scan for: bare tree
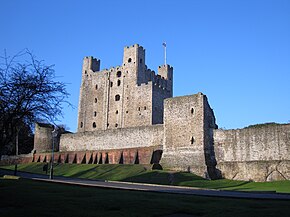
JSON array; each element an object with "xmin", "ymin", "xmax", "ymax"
[{"xmin": 0, "ymin": 50, "xmax": 70, "ymax": 157}]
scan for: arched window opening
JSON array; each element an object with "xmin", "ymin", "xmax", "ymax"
[
  {"xmin": 110, "ymin": 81, "xmax": 113, "ymax": 87},
  {"xmin": 117, "ymin": 80, "xmax": 121, "ymax": 86},
  {"xmin": 94, "ymin": 111, "xmax": 97, "ymax": 117},
  {"xmin": 115, "ymin": 94, "xmax": 120, "ymax": 101},
  {"xmin": 115, "ymin": 123, "xmax": 118, "ymax": 127},
  {"xmin": 93, "ymin": 122, "xmax": 96, "ymax": 128},
  {"xmin": 116, "ymin": 110, "xmax": 118, "ymax": 114},
  {"xmin": 128, "ymin": 58, "xmax": 132, "ymax": 63},
  {"xmin": 144, "ymin": 106, "xmax": 147, "ymax": 110},
  {"xmin": 117, "ymin": 71, "xmax": 122, "ymax": 77},
  {"xmin": 140, "ymin": 58, "xmax": 143, "ymax": 63},
  {"xmin": 80, "ymin": 122, "xmax": 83, "ymax": 128},
  {"xmin": 95, "ymin": 84, "xmax": 98, "ymax": 90},
  {"xmin": 95, "ymin": 98, "xmax": 98, "ymax": 103}
]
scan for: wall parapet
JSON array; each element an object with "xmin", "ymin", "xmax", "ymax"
[
  {"xmin": 60, "ymin": 125, "xmax": 164, "ymax": 152},
  {"xmin": 214, "ymin": 124, "xmax": 290, "ymax": 181},
  {"xmin": 214, "ymin": 124, "xmax": 290, "ymax": 162}
]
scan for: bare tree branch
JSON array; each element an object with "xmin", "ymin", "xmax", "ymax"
[{"xmin": 0, "ymin": 50, "xmax": 71, "ymax": 156}]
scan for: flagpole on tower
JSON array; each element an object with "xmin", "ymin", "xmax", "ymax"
[{"xmin": 163, "ymin": 42, "xmax": 167, "ymax": 65}]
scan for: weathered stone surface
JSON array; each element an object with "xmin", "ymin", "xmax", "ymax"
[
  {"xmin": 214, "ymin": 125, "xmax": 290, "ymax": 162},
  {"xmin": 34, "ymin": 123, "xmax": 54, "ymax": 153},
  {"xmin": 29, "ymin": 146, "xmax": 162, "ymax": 165},
  {"xmin": 161, "ymin": 93, "xmax": 219, "ymax": 179},
  {"xmin": 60, "ymin": 125, "xmax": 164, "ymax": 152},
  {"xmin": 214, "ymin": 124, "xmax": 290, "ymax": 181},
  {"xmin": 77, "ymin": 44, "xmax": 173, "ymax": 132},
  {"xmin": 0, "ymin": 154, "xmax": 33, "ymax": 166},
  {"xmin": 217, "ymin": 160, "xmax": 290, "ymax": 182}
]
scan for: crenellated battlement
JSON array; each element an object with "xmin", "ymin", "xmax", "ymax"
[
  {"xmin": 83, "ymin": 56, "xmax": 100, "ymax": 73},
  {"xmin": 125, "ymin": 44, "xmax": 144, "ymax": 50},
  {"xmin": 78, "ymin": 44, "xmax": 173, "ymax": 133},
  {"xmin": 81, "ymin": 46, "xmax": 173, "ymax": 91}
]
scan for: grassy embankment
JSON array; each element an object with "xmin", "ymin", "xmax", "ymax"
[
  {"xmin": 1, "ymin": 163, "xmax": 290, "ymax": 193},
  {"xmin": 0, "ymin": 177, "xmax": 289, "ymax": 217}
]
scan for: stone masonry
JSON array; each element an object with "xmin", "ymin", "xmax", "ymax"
[
  {"xmin": 214, "ymin": 124, "xmax": 290, "ymax": 181},
  {"xmin": 77, "ymin": 44, "xmax": 172, "ymax": 132},
  {"xmin": 160, "ymin": 93, "xmax": 219, "ymax": 178},
  {"xmin": 61, "ymin": 125, "xmax": 164, "ymax": 152},
  {"xmin": 31, "ymin": 44, "xmax": 290, "ymax": 181},
  {"xmin": 34, "ymin": 123, "xmax": 57, "ymax": 153}
]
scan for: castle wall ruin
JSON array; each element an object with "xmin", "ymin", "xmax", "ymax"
[
  {"xmin": 60, "ymin": 125, "xmax": 164, "ymax": 152},
  {"xmin": 34, "ymin": 123, "xmax": 56, "ymax": 153},
  {"xmin": 214, "ymin": 124, "xmax": 290, "ymax": 181}
]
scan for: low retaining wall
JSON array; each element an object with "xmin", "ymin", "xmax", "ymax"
[
  {"xmin": 1, "ymin": 146, "xmax": 162, "ymax": 166},
  {"xmin": 217, "ymin": 160, "xmax": 290, "ymax": 182},
  {"xmin": 33, "ymin": 146, "xmax": 162, "ymax": 165},
  {"xmin": 0, "ymin": 154, "xmax": 33, "ymax": 166}
]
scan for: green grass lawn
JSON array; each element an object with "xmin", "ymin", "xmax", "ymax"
[
  {"xmin": 0, "ymin": 178, "xmax": 289, "ymax": 217},
  {"xmin": 1, "ymin": 163, "xmax": 290, "ymax": 193}
]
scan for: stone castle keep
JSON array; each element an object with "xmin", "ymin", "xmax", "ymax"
[{"xmin": 31, "ymin": 44, "xmax": 289, "ymax": 181}]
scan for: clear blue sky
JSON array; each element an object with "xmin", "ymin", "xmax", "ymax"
[{"xmin": 1, "ymin": 0, "xmax": 289, "ymax": 131}]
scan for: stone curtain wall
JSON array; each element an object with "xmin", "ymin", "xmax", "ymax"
[
  {"xmin": 60, "ymin": 125, "xmax": 164, "ymax": 152},
  {"xmin": 214, "ymin": 124, "xmax": 290, "ymax": 181}
]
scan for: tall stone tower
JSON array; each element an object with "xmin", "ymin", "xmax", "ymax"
[
  {"xmin": 77, "ymin": 44, "xmax": 173, "ymax": 132},
  {"xmin": 161, "ymin": 93, "xmax": 220, "ymax": 179}
]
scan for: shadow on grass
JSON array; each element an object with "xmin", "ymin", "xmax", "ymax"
[
  {"xmin": 2, "ymin": 178, "xmax": 290, "ymax": 217},
  {"xmin": 92, "ymin": 165, "xmax": 125, "ymax": 177},
  {"xmin": 123, "ymin": 171, "xmax": 252, "ymax": 190},
  {"xmin": 2, "ymin": 163, "xmax": 290, "ymax": 193},
  {"xmin": 179, "ymin": 179, "xmax": 251, "ymax": 190},
  {"xmin": 123, "ymin": 171, "xmax": 206, "ymax": 186},
  {"xmin": 207, "ymin": 181, "xmax": 251, "ymax": 190},
  {"xmin": 123, "ymin": 171, "xmax": 171, "ymax": 185},
  {"xmin": 66, "ymin": 166, "xmax": 98, "ymax": 179}
]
